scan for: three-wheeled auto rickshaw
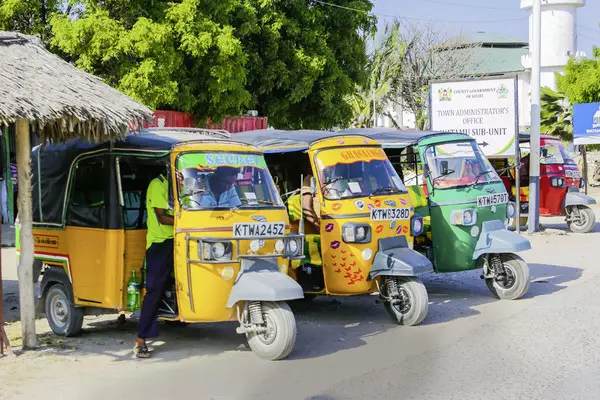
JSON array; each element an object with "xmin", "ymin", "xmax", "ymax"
[
  {"xmin": 493, "ymin": 133, "xmax": 596, "ymax": 233},
  {"xmin": 341, "ymin": 128, "xmax": 532, "ymax": 300},
  {"xmin": 235, "ymin": 129, "xmax": 433, "ymax": 326},
  {"xmin": 23, "ymin": 127, "xmax": 305, "ymax": 360}
]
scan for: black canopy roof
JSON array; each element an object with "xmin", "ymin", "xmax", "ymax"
[{"xmin": 32, "ymin": 128, "xmax": 234, "ymax": 225}]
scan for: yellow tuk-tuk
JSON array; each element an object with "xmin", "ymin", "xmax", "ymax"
[
  {"xmin": 235, "ymin": 130, "xmax": 433, "ymax": 326},
  {"xmin": 24, "ymin": 128, "xmax": 305, "ymax": 360}
]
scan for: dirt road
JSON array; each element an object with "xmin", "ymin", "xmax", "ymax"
[{"xmin": 1, "ymin": 211, "xmax": 598, "ymax": 400}]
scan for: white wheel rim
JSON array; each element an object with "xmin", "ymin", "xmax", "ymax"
[
  {"xmin": 257, "ymin": 313, "xmax": 277, "ymax": 345},
  {"xmin": 50, "ymin": 292, "xmax": 69, "ymax": 328}
]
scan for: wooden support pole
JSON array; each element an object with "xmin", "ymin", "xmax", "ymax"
[{"xmin": 15, "ymin": 119, "xmax": 36, "ymax": 349}]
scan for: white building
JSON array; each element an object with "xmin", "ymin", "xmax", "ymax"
[{"xmin": 381, "ymin": 0, "xmax": 586, "ymax": 131}]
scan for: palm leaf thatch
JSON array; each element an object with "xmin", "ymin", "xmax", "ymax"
[{"xmin": 0, "ymin": 31, "xmax": 152, "ymax": 142}]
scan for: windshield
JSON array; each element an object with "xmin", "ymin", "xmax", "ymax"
[
  {"xmin": 315, "ymin": 148, "xmax": 406, "ymax": 200},
  {"xmin": 541, "ymin": 141, "xmax": 576, "ymax": 165},
  {"xmin": 424, "ymin": 141, "xmax": 501, "ymax": 189},
  {"xmin": 176, "ymin": 152, "xmax": 282, "ymax": 210}
]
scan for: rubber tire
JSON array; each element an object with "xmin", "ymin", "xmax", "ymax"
[
  {"xmin": 246, "ymin": 301, "xmax": 297, "ymax": 361},
  {"xmin": 486, "ymin": 254, "xmax": 531, "ymax": 300},
  {"xmin": 384, "ymin": 277, "xmax": 429, "ymax": 326},
  {"xmin": 567, "ymin": 205, "xmax": 596, "ymax": 234},
  {"xmin": 45, "ymin": 284, "xmax": 84, "ymax": 337}
]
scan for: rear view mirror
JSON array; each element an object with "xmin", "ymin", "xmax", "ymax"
[
  {"xmin": 541, "ymin": 148, "xmax": 548, "ymax": 158},
  {"xmin": 440, "ymin": 160, "xmax": 449, "ymax": 175},
  {"xmin": 310, "ymin": 177, "xmax": 317, "ymax": 195}
]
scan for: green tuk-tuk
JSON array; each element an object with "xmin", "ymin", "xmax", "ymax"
[{"xmin": 340, "ymin": 128, "xmax": 532, "ymax": 300}]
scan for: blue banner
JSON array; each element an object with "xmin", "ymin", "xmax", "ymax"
[{"xmin": 573, "ymin": 102, "xmax": 600, "ymax": 144}]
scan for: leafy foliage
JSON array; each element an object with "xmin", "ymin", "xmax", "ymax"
[
  {"xmin": 2, "ymin": 0, "xmax": 375, "ymax": 128},
  {"xmin": 540, "ymin": 86, "xmax": 573, "ymax": 141},
  {"xmin": 348, "ymin": 21, "xmax": 481, "ymax": 130},
  {"xmin": 557, "ymin": 47, "xmax": 600, "ymax": 105}
]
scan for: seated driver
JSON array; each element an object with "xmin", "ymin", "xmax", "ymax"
[{"xmin": 198, "ymin": 166, "xmax": 242, "ymax": 208}]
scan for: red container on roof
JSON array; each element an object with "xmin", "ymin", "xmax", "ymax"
[{"xmin": 144, "ymin": 110, "xmax": 268, "ymax": 133}]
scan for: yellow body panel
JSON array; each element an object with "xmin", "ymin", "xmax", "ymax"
[
  {"xmin": 33, "ymin": 139, "xmax": 292, "ymax": 324},
  {"xmin": 32, "ymin": 227, "xmax": 125, "ymax": 309},
  {"xmin": 286, "ymin": 136, "xmax": 415, "ymax": 296},
  {"xmin": 170, "ymin": 143, "xmax": 292, "ymax": 322}
]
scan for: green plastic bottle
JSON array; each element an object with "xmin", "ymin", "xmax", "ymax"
[{"xmin": 126, "ymin": 270, "xmax": 141, "ymax": 312}]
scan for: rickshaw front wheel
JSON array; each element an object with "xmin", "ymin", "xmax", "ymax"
[
  {"xmin": 485, "ymin": 254, "xmax": 530, "ymax": 300},
  {"xmin": 567, "ymin": 205, "xmax": 596, "ymax": 234},
  {"xmin": 382, "ymin": 277, "xmax": 429, "ymax": 326},
  {"xmin": 246, "ymin": 301, "xmax": 297, "ymax": 361},
  {"xmin": 45, "ymin": 284, "xmax": 84, "ymax": 337}
]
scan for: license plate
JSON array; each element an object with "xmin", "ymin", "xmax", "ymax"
[
  {"xmin": 370, "ymin": 208, "xmax": 410, "ymax": 221},
  {"xmin": 565, "ymin": 170, "xmax": 580, "ymax": 178},
  {"xmin": 233, "ymin": 222, "xmax": 285, "ymax": 238},
  {"xmin": 477, "ymin": 193, "xmax": 508, "ymax": 208}
]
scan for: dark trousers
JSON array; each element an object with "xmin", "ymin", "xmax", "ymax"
[{"xmin": 138, "ymin": 239, "xmax": 174, "ymax": 339}]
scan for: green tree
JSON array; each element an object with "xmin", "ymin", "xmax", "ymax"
[
  {"xmin": 351, "ymin": 21, "xmax": 481, "ymax": 130},
  {"xmin": 47, "ymin": 0, "xmax": 374, "ymax": 128},
  {"xmin": 540, "ymin": 86, "xmax": 573, "ymax": 141},
  {"xmin": 0, "ymin": 0, "xmax": 77, "ymax": 44},
  {"xmin": 557, "ymin": 47, "xmax": 600, "ymax": 105}
]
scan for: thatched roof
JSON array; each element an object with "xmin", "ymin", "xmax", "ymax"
[{"xmin": 0, "ymin": 31, "xmax": 153, "ymax": 142}]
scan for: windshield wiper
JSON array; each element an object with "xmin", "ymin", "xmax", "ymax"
[
  {"xmin": 369, "ymin": 186, "xmax": 399, "ymax": 198},
  {"xmin": 471, "ymin": 170, "xmax": 494, "ymax": 186},
  {"xmin": 235, "ymin": 198, "xmax": 276, "ymax": 209},
  {"xmin": 181, "ymin": 189, "xmax": 206, "ymax": 198},
  {"xmin": 432, "ymin": 169, "xmax": 455, "ymax": 183}
]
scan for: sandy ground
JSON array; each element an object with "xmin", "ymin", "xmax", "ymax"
[{"xmin": 1, "ymin": 203, "xmax": 600, "ymax": 399}]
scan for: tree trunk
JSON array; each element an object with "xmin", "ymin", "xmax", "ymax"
[{"xmin": 15, "ymin": 119, "xmax": 36, "ymax": 349}]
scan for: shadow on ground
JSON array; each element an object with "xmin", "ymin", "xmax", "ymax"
[
  {"xmin": 1, "ymin": 279, "xmax": 19, "ymax": 322},
  {"xmin": 1, "ymin": 262, "xmax": 582, "ymax": 364}
]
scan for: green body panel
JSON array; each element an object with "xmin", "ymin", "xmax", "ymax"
[
  {"xmin": 427, "ymin": 182, "xmax": 507, "ymax": 272},
  {"xmin": 416, "ymin": 135, "xmax": 509, "ymax": 273}
]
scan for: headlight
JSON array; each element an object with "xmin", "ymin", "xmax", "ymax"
[
  {"xmin": 506, "ymin": 202, "xmax": 516, "ymax": 219},
  {"xmin": 201, "ymin": 241, "xmax": 232, "ymax": 261},
  {"xmin": 356, "ymin": 226, "xmax": 367, "ymax": 241},
  {"xmin": 341, "ymin": 223, "xmax": 371, "ymax": 243},
  {"xmin": 411, "ymin": 215, "xmax": 424, "ymax": 236},
  {"xmin": 285, "ymin": 237, "xmax": 302, "ymax": 257},
  {"xmin": 550, "ymin": 177, "xmax": 565, "ymax": 188},
  {"xmin": 450, "ymin": 209, "xmax": 477, "ymax": 226}
]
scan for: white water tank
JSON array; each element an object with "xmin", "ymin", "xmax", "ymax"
[
  {"xmin": 521, "ymin": 0, "xmax": 585, "ymax": 68},
  {"xmin": 520, "ymin": 0, "xmax": 585, "ymax": 90}
]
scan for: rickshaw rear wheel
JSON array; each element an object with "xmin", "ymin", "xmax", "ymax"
[
  {"xmin": 45, "ymin": 284, "xmax": 84, "ymax": 337},
  {"xmin": 567, "ymin": 205, "xmax": 596, "ymax": 234},
  {"xmin": 485, "ymin": 254, "xmax": 530, "ymax": 300},
  {"xmin": 246, "ymin": 301, "xmax": 297, "ymax": 361},
  {"xmin": 382, "ymin": 277, "xmax": 429, "ymax": 326}
]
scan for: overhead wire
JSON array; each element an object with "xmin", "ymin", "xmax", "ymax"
[
  {"xmin": 417, "ymin": 0, "xmax": 516, "ymax": 11},
  {"xmin": 312, "ymin": 0, "xmax": 528, "ymax": 24}
]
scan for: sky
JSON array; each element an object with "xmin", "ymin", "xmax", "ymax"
[{"xmin": 371, "ymin": 0, "xmax": 600, "ymax": 56}]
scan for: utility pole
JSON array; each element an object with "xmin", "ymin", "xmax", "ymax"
[{"xmin": 528, "ymin": 0, "xmax": 542, "ymax": 233}]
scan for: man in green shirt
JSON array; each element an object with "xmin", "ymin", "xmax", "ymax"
[{"xmin": 134, "ymin": 173, "xmax": 174, "ymax": 358}]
